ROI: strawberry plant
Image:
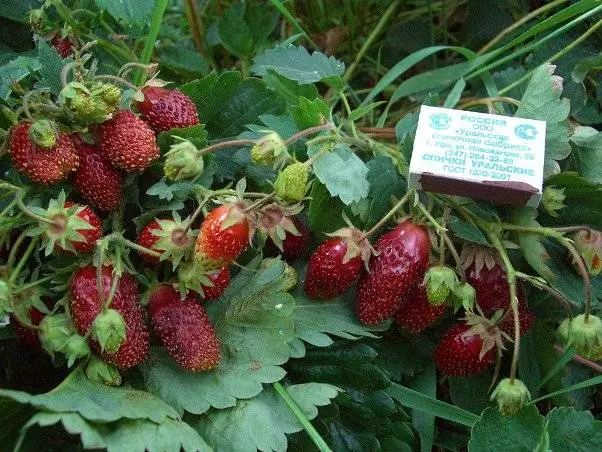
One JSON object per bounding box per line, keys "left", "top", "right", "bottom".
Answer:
{"left": 1, "top": 1, "right": 602, "bottom": 451}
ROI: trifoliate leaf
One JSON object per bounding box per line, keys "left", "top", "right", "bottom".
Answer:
{"left": 0, "top": 368, "right": 179, "bottom": 423}
{"left": 140, "top": 259, "right": 296, "bottom": 415}
{"left": 515, "top": 64, "right": 571, "bottom": 178}
{"left": 35, "top": 39, "right": 63, "bottom": 97}
{"left": 309, "top": 143, "right": 370, "bottom": 205}
{"left": 290, "top": 97, "right": 330, "bottom": 129}
{"left": 195, "top": 383, "right": 340, "bottom": 452}
{"left": 252, "top": 45, "right": 345, "bottom": 88}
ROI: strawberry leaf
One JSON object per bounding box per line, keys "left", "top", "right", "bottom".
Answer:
{"left": 194, "top": 383, "right": 340, "bottom": 452}
{"left": 94, "top": 0, "right": 155, "bottom": 29}
{"left": 252, "top": 45, "right": 345, "bottom": 88}
{"left": 515, "top": 64, "right": 571, "bottom": 178}
{"left": 0, "top": 368, "right": 179, "bottom": 423}
{"left": 511, "top": 207, "right": 555, "bottom": 281}
{"left": 309, "top": 143, "right": 370, "bottom": 205}
{"left": 17, "top": 411, "right": 210, "bottom": 452}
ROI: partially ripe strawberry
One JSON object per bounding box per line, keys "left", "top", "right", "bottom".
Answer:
{"left": 356, "top": 221, "right": 430, "bottom": 325}
{"left": 51, "top": 35, "right": 73, "bottom": 58}
{"left": 148, "top": 285, "right": 220, "bottom": 371}
{"left": 95, "top": 110, "right": 159, "bottom": 172}
{"left": 466, "top": 259, "right": 522, "bottom": 317}
{"left": 396, "top": 284, "right": 446, "bottom": 334}
{"left": 72, "top": 137, "right": 123, "bottom": 211}
{"left": 9, "top": 121, "right": 79, "bottom": 185}
{"left": 136, "top": 217, "right": 194, "bottom": 267}
{"left": 304, "top": 238, "right": 363, "bottom": 300}
{"left": 70, "top": 265, "right": 149, "bottom": 369}
{"left": 195, "top": 205, "right": 250, "bottom": 270}
{"left": 201, "top": 267, "right": 231, "bottom": 301}
{"left": 434, "top": 323, "right": 496, "bottom": 376}
{"left": 137, "top": 86, "right": 199, "bottom": 132}
{"left": 281, "top": 218, "right": 311, "bottom": 261}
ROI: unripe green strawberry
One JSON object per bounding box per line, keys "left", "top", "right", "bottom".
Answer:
{"left": 92, "top": 308, "right": 126, "bottom": 353}
{"left": 60, "top": 81, "right": 122, "bottom": 125}
{"left": 423, "top": 265, "right": 459, "bottom": 305}
{"left": 39, "top": 314, "right": 91, "bottom": 366}
{"left": 491, "top": 378, "right": 531, "bottom": 416}
{"left": 571, "top": 229, "right": 602, "bottom": 277}
{"left": 251, "top": 131, "right": 287, "bottom": 166}
{"left": 450, "top": 282, "right": 476, "bottom": 311}
{"left": 274, "top": 162, "right": 309, "bottom": 202}
{"left": 558, "top": 314, "right": 602, "bottom": 360}
{"left": 164, "top": 138, "right": 204, "bottom": 181}
{"left": 541, "top": 186, "right": 566, "bottom": 217}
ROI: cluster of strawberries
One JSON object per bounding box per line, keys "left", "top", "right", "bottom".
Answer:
{"left": 297, "top": 221, "right": 535, "bottom": 376}
{"left": 4, "top": 46, "right": 233, "bottom": 373}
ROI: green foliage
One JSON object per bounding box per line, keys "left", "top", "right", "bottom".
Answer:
{"left": 515, "top": 64, "right": 571, "bottom": 177}
{"left": 308, "top": 143, "right": 370, "bottom": 205}
{"left": 94, "top": 0, "right": 156, "bottom": 29}
{"left": 252, "top": 45, "right": 345, "bottom": 88}
{"left": 195, "top": 383, "right": 339, "bottom": 452}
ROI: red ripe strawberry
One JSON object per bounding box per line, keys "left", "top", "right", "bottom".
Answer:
{"left": 396, "top": 284, "right": 446, "bottom": 334}
{"left": 11, "top": 297, "right": 54, "bottom": 349}
{"left": 195, "top": 205, "right": 250, "bottom": 269}
{"left": 148, "top": 285, "right": 220, "bottom": 371}
{"left": 136, "top": 220, "right": 163, "bottom": 264}
{"left": 9, "top": 121, "right": 79, "bottom": 185}
{"left": 72, "top": 137, "right": 123, "bottom": 211}
{"left": 434, "top": 323, "right": 496, "bottom": 376}
{"left": 304, "top": 238, "right": 363, "bottom": 300}
{"left": 51, "top": 35, "right": 73, "bottom": 58}
{"left": 499, "top": 304, "right": 535, "bottom": 336}
{"left": 136, "top": 86, "right": 199, "bottom": 132}
{"left": 356, "top": 221, "right": 430, "bottom": 325}
{"left": 201, "top": 267, "right": 231, "bottom": 301}
{"left": 466, "top": 261, "right": 511, "bottom": 316}
{"left": 95, "top": 110, "right": 159, "bottom": 172}
{"left": 281, "top": 218, "right": 311, "bottom": 261}
{"left": 70, "top": 265, "right": 149, "bottom": 369}
{"left": 57, "top": 201, "right": 102, "bottom": 253}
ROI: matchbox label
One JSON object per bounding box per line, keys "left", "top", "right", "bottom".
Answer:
{"left": 409, "top": 105, "right": 546, "bottom": 206}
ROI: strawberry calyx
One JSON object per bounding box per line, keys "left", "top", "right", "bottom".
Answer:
{"left": 39, "top": 313, "right": 91, "bottom": 366}
{"left": 178, "top": 261, "right": 222, "bottom": 298}
{"left": 325, "top": 226, "right": 374, "bottom": 270}
{"left": 459, "top": 243, "right": 501, "bottom": 275}
{"left": 250, "top": 130, "right": 289, "bottom": 168}
{"left": 149, "top": 214, "right": 196, "bottom": 268}
{"left": 256, "top": 203, "right": 304, "bottom": 252}
{"left": 28, "top": 119, "right": 57, "bottom": 148}
{"left": 85, "top": 355, "right": 122, "bottom": 386}
{"left": 27, "top": 193, "right": 98, "bottom": 255}
{"left": 558, "top": 314, "right": 602, "bottom": 360}
{"left": 461, "top": 311, "right": 509, "bottom": 361}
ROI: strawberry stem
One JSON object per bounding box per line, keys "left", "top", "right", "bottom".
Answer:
{"left": 8, "top": 237, "right": 39, "bottom": 284}
{"left": 283, "top": 123, "right": 336, "bottom": 145}
{"left": 438, "top": 206, "right": 450, "bottom": 266}
{"left": 272, "top": 381, "right": 332, "bottom": 452}
{"left": 244, "top": 192, "right": 275, "bottom": 213}
{"left": 339, "top": 91, "right": 358, "bottom": 138}
{"left": 515, "top": 271, "right": 573, "bottom": 318}
{"left": 6, "top": 230, "right": 29, "bottom": 276}
{"left": 500, "top": 222, "right": 593, "bottom": 321}
{"left": 134, "top": 0, "right": 168, "bottom": 86}
{"left": 13, "top": 190, "right": 54, "bottom": 226}
{"left": 197, "top": 139, "right": 257, "bottom": 157}
{"left": 489, "top": 233, "right": 520, "bottom": 383}
{"left": 365, "top": 189, "right": 413, "bottom": 238}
